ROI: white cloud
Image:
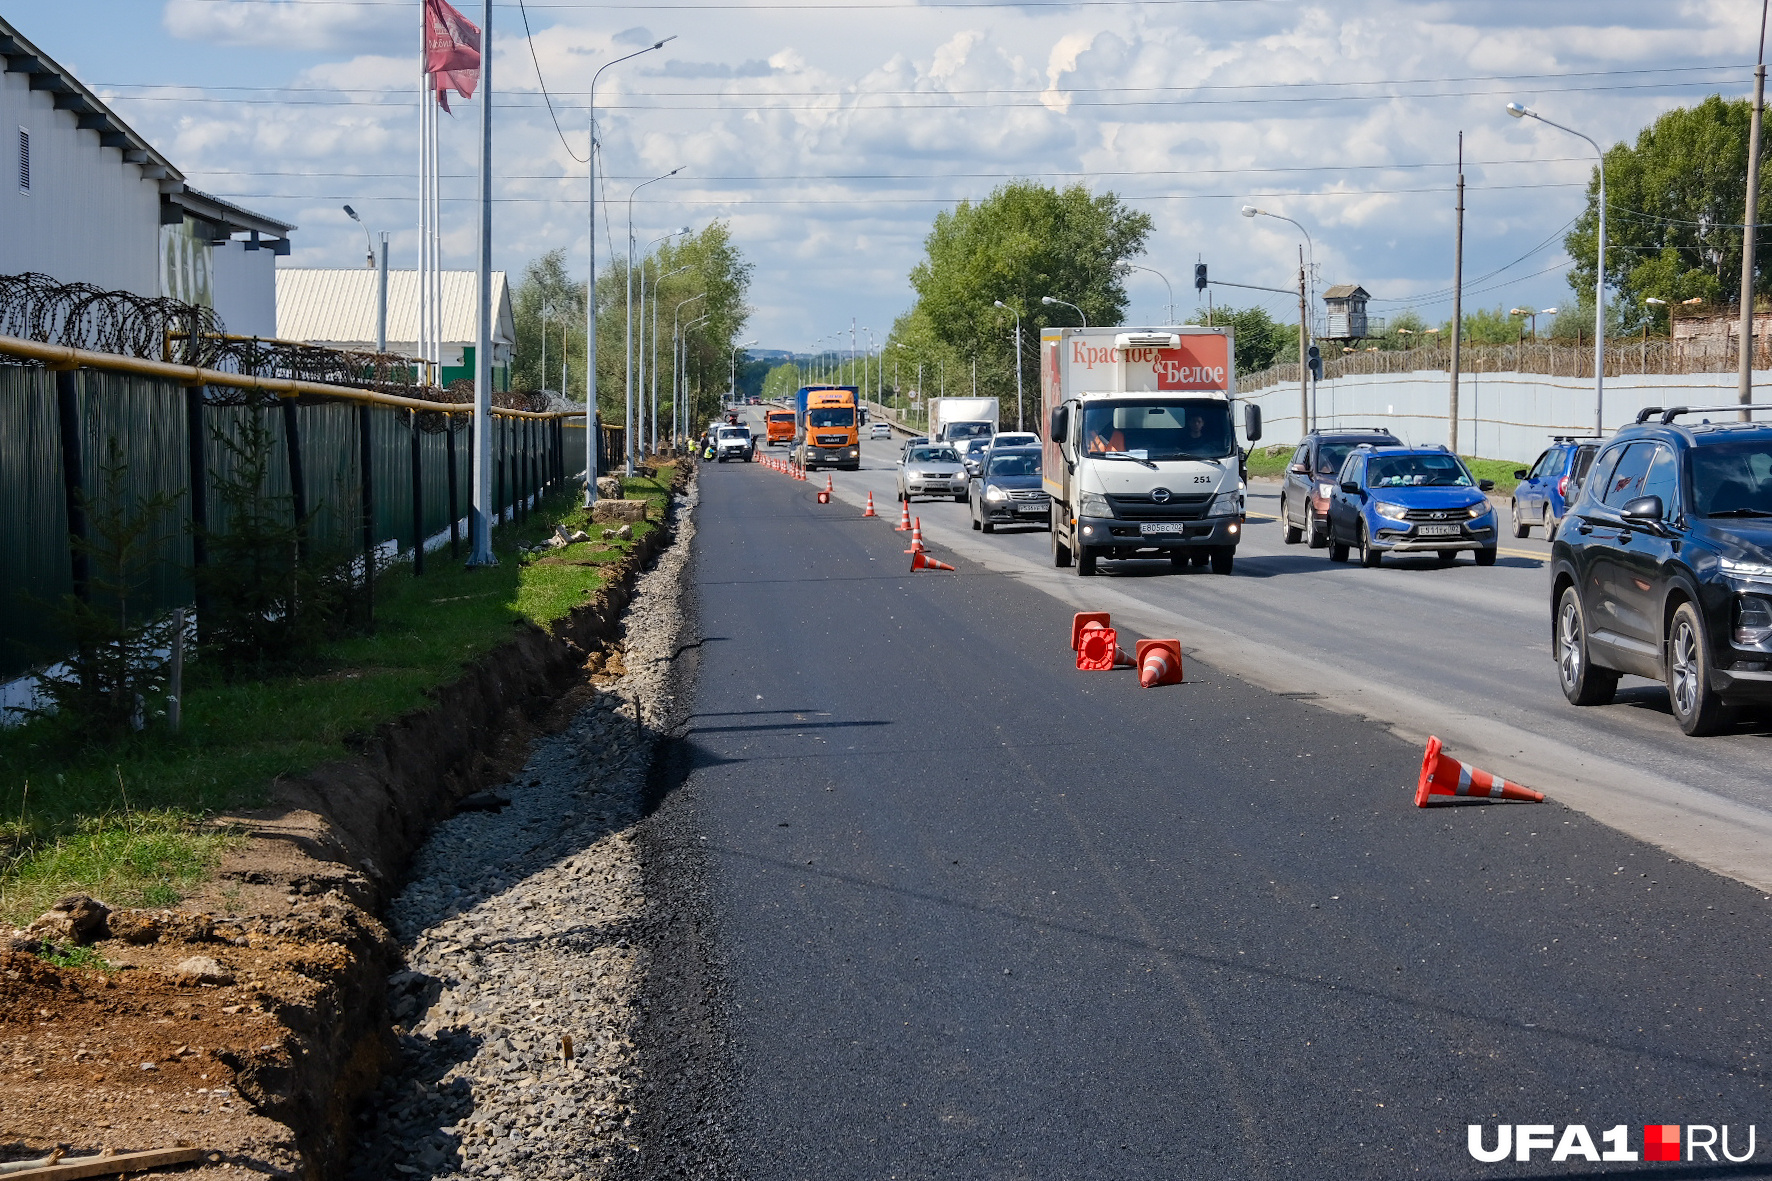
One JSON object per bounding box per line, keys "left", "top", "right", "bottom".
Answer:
{"left": 162, "top": 0, "right": 404, "bottom": 52}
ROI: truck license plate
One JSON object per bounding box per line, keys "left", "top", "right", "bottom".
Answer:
{"left": 1139, "top": 522, "right": 1183, "bottom": 535}
{"left": 1417, "top": 523, "right": 1461, "bottom": 537}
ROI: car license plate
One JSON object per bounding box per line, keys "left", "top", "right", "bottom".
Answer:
{"left": 1139, "top": 522, "right": 1183, "bottom": 535}
{"left": 1018, "top": 504, "right": 1046, "bottom": 514}
{"left": 1417, "top": 523, "right": 1461, "bottom": 536}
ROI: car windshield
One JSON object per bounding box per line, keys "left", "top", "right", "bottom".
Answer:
{"left": 809, "top": 407, "right": 854, "bottom": 427}
{"left": 1366, "top": 453, "right": 1473, "bottom": 487}
{"left": 988, "top": 452, "right": 1040, "bottom": 477}
{"left": 1318, "top": 439, "right": 1392, "bottom": 475}
{"left": 1081, "top": 400, "right": 1233, "bottom": 461}
{"left": 947, "top": 422, "right": 992, "bottom": 440}
{"left": 908, "top": 447, "right": 958, "bottom": 464}
{"left": 1691, "top": 439, "right": 1772, "bottom": 517}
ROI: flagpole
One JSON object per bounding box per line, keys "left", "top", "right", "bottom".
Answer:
{"left": 467, "top": 0, "right": 495, "bottom": 566}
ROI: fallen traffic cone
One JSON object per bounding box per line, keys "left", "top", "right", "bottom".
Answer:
{"left": 863, "top": 492, "right": 877, "bottom": 517}
{"left": 817, "top": 487, "right": 831, "bottom": 504}
{"left": 1070, "top": 611, "right": 1112, "bottom": 651}
{"left": 1135, "top": 639, "right": 1184, "bottom": 687}
{"left": 1076, "top": 622, "right": 1133, "bottom": 671}
{"left": 894, "top": 499, "right": 912, "bottom": 531}
{"left": 903, "top": 517, "right": 926, "bottom": 553}
{"left": 911, "top": 550, "right": 955, "bottom": 572}
{"left": 1414, "top": 736, "right": 1543, "bottom": 807}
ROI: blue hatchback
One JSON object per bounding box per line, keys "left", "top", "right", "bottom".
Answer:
{"left": 1325, "top": 445, "right": 1499, "bottom": 566}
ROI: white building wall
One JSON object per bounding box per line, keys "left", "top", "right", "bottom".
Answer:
{"left": 210, "top": 239, "right": 278, "bottom": 337}
{"left": 1239, "top": 368, "right": 1772, "bottom": 461}
{"left": 0, "top": 70, "right": 161, "bottom": 295}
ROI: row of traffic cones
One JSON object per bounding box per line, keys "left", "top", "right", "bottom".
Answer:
{"left": 1070, "top": 612, "right": 1181, "bottom": 687}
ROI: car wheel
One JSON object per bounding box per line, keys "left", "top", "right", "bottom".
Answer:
{"left": 982, "top": 519, "right": 995, "bottom": 534}
{"left": 1051, "top": 510, "right": 1072, "bottom": 568}
{"left": 1667, "top": 601, "right": 1730, "bottom": 736}
{"left": 1360, "top": 523, "right": 1383, "bottom": 567}
{"left": 1210, "top": 547, "right": 1235, "bottom": 575}
{"left": 1329, "top": 537, "right": 1349, "bottom": 563}
{"left": 1190, "top": 552, "right": 1209, "bottom": 568}
{"left": 1170, "top": 554, "right": 1190, "bottom": 570}
{"left": 1281, "top": 498, "right": 1303, "bottom": 544}
{"left": 1545, "top": 516, "right": 1559, "bottom": 543}
{"left": 1511, "top": 500, "right": 1530, "bottom": 538}
{"left": 1436, "top": 549, "right": 1458, "bottom": 563}
{"left": 1474, "top": 546, "right": 1498, "bottom": 566}
{"left": 1556, "top": 585, "right": 1619, "bottom": 706}
{"left": 1077, "top": 545, "right": 1097, "bottom": 576}
{"left": 954, "top": 492, "right": 967, "bottom": 503}
{"left": 1307, "top": 512, "right": 1328, "bottom": 549}
{"left": 970, "top": 502, "right": 981, "bottom": 530}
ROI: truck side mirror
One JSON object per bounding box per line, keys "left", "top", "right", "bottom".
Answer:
{"left": 1049, "top": 406, "right": 1068, "bottom": 444}
{"left": 1243, "top": 404, "right": 1262, "bottom": 442}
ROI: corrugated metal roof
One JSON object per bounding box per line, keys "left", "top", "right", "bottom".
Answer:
{"left": 275, "top": 268, "right": 512, "bottom": 349}
{"left": 1322, "top": 284, "right": 1369, "bottom": 301}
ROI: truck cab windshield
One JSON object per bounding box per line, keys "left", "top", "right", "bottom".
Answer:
{"left": 1081, "top": 400, "right": 1232, "bottom": 462}
{"left": 946, "top": 422, "right": 992, "bottom": 441}
{"left": 809, "top": 407, "right": 854, "bottom": 427}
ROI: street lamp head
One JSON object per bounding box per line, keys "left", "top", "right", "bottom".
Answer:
{"left": 343, "top": 204, "right": 361, "bottom": 222}
{"left": 1541, "top": 307, "right": 1560, "bottom": 314}
{"left": 652, "top": 35, "right": 677, "bottom": 49}
{"left": 994, "top": 300, "right": 1007, "bottom": 309}
{"left": 1041, "top": 296, "right": 1056, "bottom": 306}
{"left": 1509, "top": 308, "right": 1529, "bottom": 316}
{"left": 1644, "top": 297, "right": 1667, "bottom": 306}
{"left": 1240, "top": 205, "right": 1259, "bottom": 218}
{"left": 1506, "top": 102, "right": 1532, "bottom": 119}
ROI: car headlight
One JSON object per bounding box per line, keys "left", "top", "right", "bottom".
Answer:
{"left": 1721, "top": 557, "right": 1772, "bottom": 578}
{"left": 1467, "top": 501, "right": 1492, "bottom": 518}
{"left": 1736, "top": 595, "right": 1772, "bottom": 645}
{"left": 984, "top": 484, "right": 1008, "bottom": 503}
{"left": 1208, "top": 491, "right": 1244, "bottom": 517}
{"left": 1316, "top": 482, "right": 1336, "bottom": 499}
{"left": 1372, "top": 500, "right": 1408, "bottom": 521}
{"left": 1080, "top": 491, "right": 1112, "bottom": 517}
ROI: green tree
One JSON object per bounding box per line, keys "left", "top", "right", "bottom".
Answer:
{"left": 511, "top": 249, "right": 586, "bottom": 400}
{"left": 896, "top": 181, "right": 1154, "bottom": 419}
{"left": 1565, "top": 94, "right": 1772, "bottom": 334}
{"left": 1445, "top": 305, "right": 1525, "bottom": 345}
{"left": 1186, "top": 305, "right": 1286, "bottom": 374}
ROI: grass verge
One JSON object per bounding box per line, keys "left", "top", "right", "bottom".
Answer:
{"left": 0, "top": 468, "right": 675, "bottom": 926}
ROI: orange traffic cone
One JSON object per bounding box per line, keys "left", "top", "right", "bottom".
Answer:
{"left": 911, "top": 550, "right": 955, "bottom": 572}
{"left": 863, "top": 492, "right": 877, "bottom": 517}
{"left": 1076, "top": 622, "right": 1133, "bottom": 671}
{"left": 1415, "top": 737, "right": 1543, "bottom": 806}
{"left": 903, "top": 518, "right": 926, "bottom": 553}
{"left": 1070, "top": 612, "right": 1112, "bottom": 651}
{"left": 824, "top": 473, "right": 834, "bottom": 498}
{"left": 1136, "top": 639, "right": 1183, "bottom": 687}
{"left": 894, "top": 499, "right": 912, "bottom": 531}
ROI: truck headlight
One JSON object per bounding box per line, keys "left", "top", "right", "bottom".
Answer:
{"left": 1079, "top": 491, "right": 1111, "bottom": 518}
{"left": 849, "top": 449, "right": 859, "bottom": 458}
{"left": 984, "top": 484, "right": 1008, "bottom": 502}
{"left": 1372, "top": 500, "right": 1408, "bottom": 521}
{"left": 1735, "top": 595, "right": 1772, "bottom": 645}
{"left": 1208, "top": 491, "right": 1244, "bottom": 517}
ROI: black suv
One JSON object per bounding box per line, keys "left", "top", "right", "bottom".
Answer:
{"left": 1550, "top": 406, "right": 1772, "bottom": 735}
{"left": 1279, "top": 428, "right": 1401, "bottom": 548}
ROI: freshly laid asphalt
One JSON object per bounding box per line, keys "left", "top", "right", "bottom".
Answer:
{"left": 655, "top": 456, "right": 1772, "bottom": 1180}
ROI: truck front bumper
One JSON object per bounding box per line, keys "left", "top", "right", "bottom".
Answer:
{"left": 1076, "top": 514, "right": 1243, "bottom": 553}
{"left": 805, "top": 446, "right": 861, "bottom": 469}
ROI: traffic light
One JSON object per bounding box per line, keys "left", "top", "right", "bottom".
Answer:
{"left": 1306, "top": 344, "right": 1322, "bottom": 381}
{"left": 1194, "top": 263, "right": 1208, "bottom": 292}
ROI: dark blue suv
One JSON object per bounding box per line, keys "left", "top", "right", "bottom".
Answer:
{"left": 1550, "top": 406, "right": 1772, "bottom": 735}
{"left": 1325, "top": 445, "right": 1498, "bottom": 566}
{"left": 1511, "top": 436, "right": 1601, "bottom": 540}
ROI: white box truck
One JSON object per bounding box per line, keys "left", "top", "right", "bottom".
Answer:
{"left": 927, "top": 396, "right": 999, "bottom": 451}
{"left": 1041, "top": 326, "right": 1260, "bottom": 576}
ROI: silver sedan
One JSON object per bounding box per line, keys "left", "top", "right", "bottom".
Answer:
{"left": 895, "top": 444, "right": 967, "bottom": 502}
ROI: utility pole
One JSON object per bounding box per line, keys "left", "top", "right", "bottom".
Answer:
{"left": 1740, "top": 0, "right": 1769, "bottom": 416}
{"left": 1450, "top": 130, "right": 1466, "bottom": 453}
{"left": 467, "top": 0, "right": 496, "bottom": 567}
{"left": 1297, "top": 247, "right": 1309, "bottom": 434}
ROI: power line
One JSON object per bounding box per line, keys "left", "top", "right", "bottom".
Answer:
{"left": 517, "top": 0, "right": 588, "bottom": 162}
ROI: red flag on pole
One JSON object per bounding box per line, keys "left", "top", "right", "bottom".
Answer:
{"left": 424, "top": 0, "right": 480, "bottom": 113}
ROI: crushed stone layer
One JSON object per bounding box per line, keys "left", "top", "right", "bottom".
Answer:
{"left": 348, "top": 482, "right": 700, "bottom": 1181}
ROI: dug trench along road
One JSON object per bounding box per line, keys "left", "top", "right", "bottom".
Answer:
{"left": 659, "top": 411, "right": 1772, "bottom": 1179}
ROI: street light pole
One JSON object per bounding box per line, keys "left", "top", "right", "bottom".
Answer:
{"left": 1123, "top": 263, "right": 1174, "bottom": 323}
{"left": 730, "top": 339, "right": 757, "bottom": 404}
{"left": 625, "top": 167, "right": 682, "bottom": 475}
{"left": 585, "top": 35, "right": 673, "bottom": 507}
{"left": 1509, "top": 102, "right": 1607, "bottom": 436}
{"left": 669, "top": 290, "right": 704, "bottom": 451}
{"left": 994, "top": 300, "right": 1024, "bottom": 431}
{"left": 683, "top": 311, "right": 711, "bottom": 442}
{"left": 1242, "top": 205, "right": 1316, "bottom": 436}
{"left": 1738, "top": 0, "right": 1769, "bottom": 415}
{"left": 1040, "top": 295, "right": 1087, "bottom": 327}
{"left": 466, "top": 0, "right": 497, "bottom": 567}
{"left": 652, "top": 262, "right": 690, "bottom": 454}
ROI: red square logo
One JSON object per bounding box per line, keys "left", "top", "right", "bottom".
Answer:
{"left": 1644, "top": 1124, "right": 1681, "bottom": 1162}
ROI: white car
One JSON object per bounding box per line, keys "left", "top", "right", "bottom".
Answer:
{"left": 869, "top": 423, "right": 892, "bottom": 439}
{"left": 896, "top": 444, "right": 966, "bottom": 502}
{"left": 714, "top": 426, "right": 754, "bottom": 462}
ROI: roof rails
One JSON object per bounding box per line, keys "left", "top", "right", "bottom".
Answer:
{"left": 1321, "top": 426, "right": 1397, "bottom": 434}
{"left": 1652, "top": 404, "right": 1772, "bottom": 424}
{"left": 1550, "top": 434, "right": 1603, "bottom": 443}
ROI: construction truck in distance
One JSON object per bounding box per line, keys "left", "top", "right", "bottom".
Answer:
{"left": 793, "top": 385, "right": 861, "bottom": 471}
{"left": 764, "top": 407, "right": 796, "bottom": 447}
{"left": 1041, "top": 326, "right": 1260, "bottom": 577}
{"left": 928, "top": 396, "right": 998, "bottom": 451}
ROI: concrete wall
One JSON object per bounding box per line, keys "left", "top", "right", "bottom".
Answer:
{"left": 1238, "top": 367, "right": 1772, "bottom": 462}
{"left": 0, "top": 70, "right": 161, "bottom": 295}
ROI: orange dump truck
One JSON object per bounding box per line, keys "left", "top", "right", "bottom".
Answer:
{"left": 765, "top": 407, "right": 796, "bottom": 446}
{"left": 794, "top": 385, "right": 861, "bottom": 471}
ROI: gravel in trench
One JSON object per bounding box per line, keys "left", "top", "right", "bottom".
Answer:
{"left": 348, "top": 482, "right": 703, "bottom": 1181}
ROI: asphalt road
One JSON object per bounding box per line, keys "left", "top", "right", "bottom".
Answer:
{"left": 662, "top": 453, "right": 1772, "bottom": 1179}
{"left": 746, "top": 416, "right": 1772, "bottom": 894}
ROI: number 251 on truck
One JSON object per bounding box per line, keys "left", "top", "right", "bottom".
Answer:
{"left": 1042, "top": 326, "right": 1261, "bottom": 576}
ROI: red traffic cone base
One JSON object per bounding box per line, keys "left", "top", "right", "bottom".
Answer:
{"left": 817, "top": 490, "right": 830, "bottom": 504}
{"left": 1135, "top": 639, "right": 1183, "bottom": 687}
{"left": 1076, "top": 623, "right": 1131, "bottom": 671}
{"left": 911, "top": 550, "right": 955, "bottom": 572}
{"left": 1415, "top": 736, "right": 1543, "bottom": 806}
{"left": 1071, "top": 612, "right": 1112, "bottom": 651}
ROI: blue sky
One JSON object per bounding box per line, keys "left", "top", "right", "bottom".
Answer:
{"left": 5, "top": 1, "right": 1764, "bottom": 348}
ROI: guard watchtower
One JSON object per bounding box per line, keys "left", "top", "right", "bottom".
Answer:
{"left": 1322, "top": 284, "right": 1371, "bottom": 341}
